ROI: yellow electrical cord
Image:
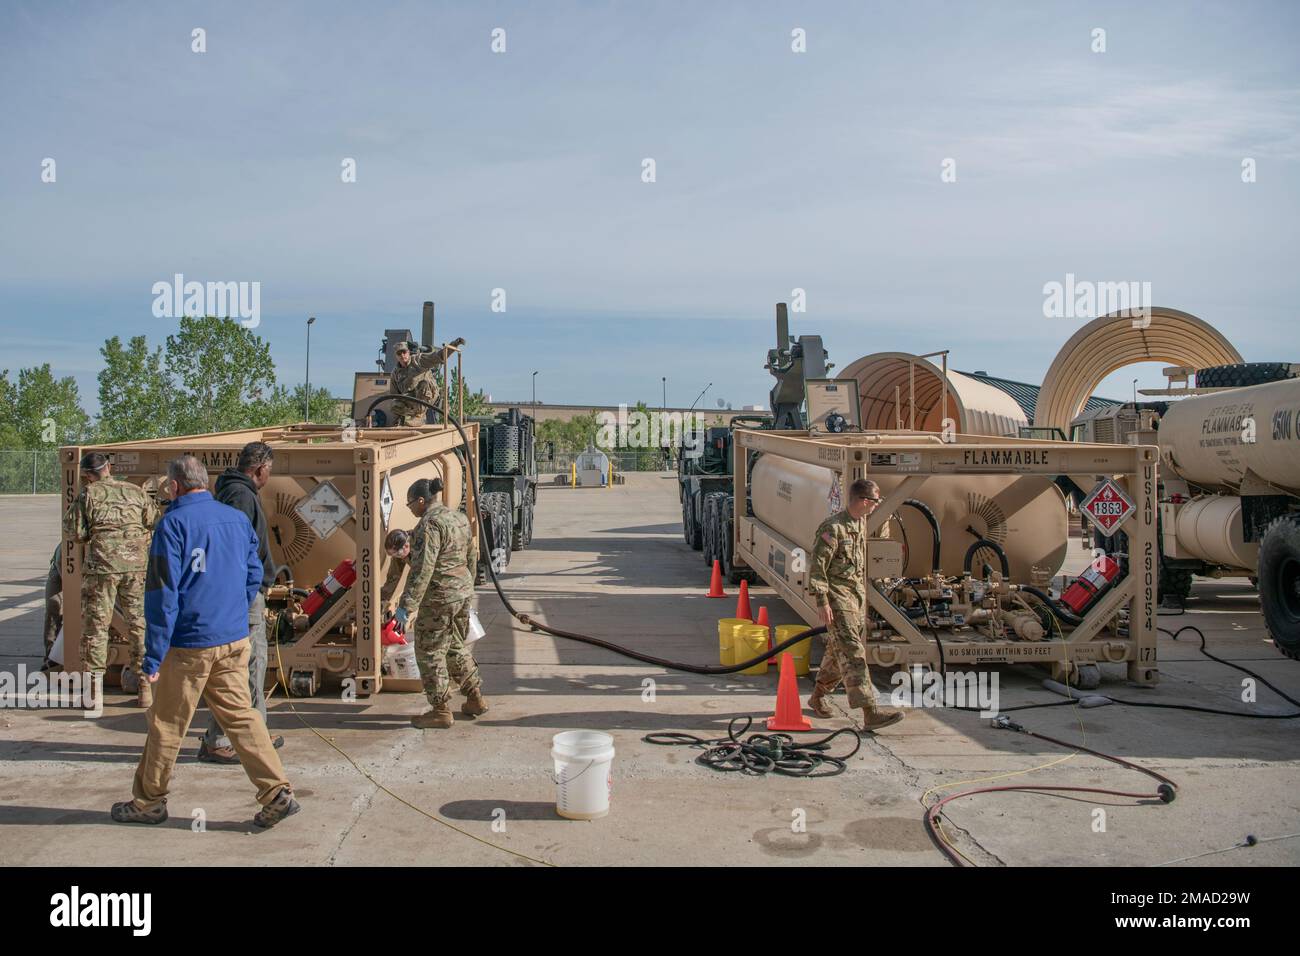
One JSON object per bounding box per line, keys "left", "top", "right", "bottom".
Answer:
{"left": 269, "top": 614, "right": 554, "bottom": 867}
{"left": 918, "top": 668, "right": 1087, "bottom": 864}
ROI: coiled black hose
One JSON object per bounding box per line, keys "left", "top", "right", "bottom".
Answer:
{"left": 901, "top": 499, "right": 941, "bottom": 571}
{"left": 962, "top": 538, "right": 1009, "bottom": 577}
{"left": 1018, "top": 584, "right": 1084, "bottom": 626}
{"left": 357, "top": 395, "right": 826, "bottom": 674}
{"left": 644, "top": 716, "right": 862, "bottom": 777}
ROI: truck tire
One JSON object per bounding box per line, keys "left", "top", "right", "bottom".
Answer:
{"left": 511, "top": 485, "right": 534, "bottom": 551}
{"left": 703, "top": 494, "right": 720, "bottom": 566}
{"left": 1257, "top": 515, "right": 1300, "bottom": 660}
{"left": 479, "top": 491, "right": 512, "bottom": 576}
{"left": 523, "top": 486, "right": 535, "bottom": 547}
{"left": 683, "top": 491, "right": 703, "bottom": 550}
{"left": 1158, "top": 564, "right": 1193, "bottom": 605}
{"left": 1195, "top": 363, "right": 1297, "bottom": 389}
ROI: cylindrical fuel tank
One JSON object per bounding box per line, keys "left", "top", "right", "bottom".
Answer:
{"left": 1174, "top": 495, "right": 1257, "bottom": 569}
{"left": 837, "top": 353, "right": 1030, "bottom": 437}
{"left": 262, "top": 450, "right": 464, "bottom": 587}
{"left": 1159, "top": 377, "right": 1300, "bottom": 495}
{"left": 750, "top": 455, "right": 1068, "bottom": 580}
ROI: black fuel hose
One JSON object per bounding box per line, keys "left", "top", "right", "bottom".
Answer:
{"left": 902, "top": 499, "right": 941, "bottom": 572}
{"left": 358, "top": 395, "right": 826, "bottom": 674}
{"left": 962, "top": 538, "right": 1009, "bottom": 577}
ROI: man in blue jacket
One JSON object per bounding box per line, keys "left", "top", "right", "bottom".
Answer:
{"left": 111, "top": 455, "right": 300, "bottom": 829}
{"left": 200, "top": 440, "right": 284, "bottom": 763}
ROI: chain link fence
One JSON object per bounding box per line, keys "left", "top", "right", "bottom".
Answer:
{"left": 0, "top": 450, "right": 61, "bottom": 494}
{"left": 537, "top": 449, "right": 675, "bottom": 475}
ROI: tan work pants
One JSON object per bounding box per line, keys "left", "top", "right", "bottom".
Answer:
{"left": 131, "top": 638, "right": 290, "bottom": 809}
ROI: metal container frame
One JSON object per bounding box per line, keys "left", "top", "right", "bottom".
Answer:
{"left": 59, "top": 421, "right": 479, "bottom": 697}
{"left": 732, "top": 428, "right": 1159, "bottom": 685}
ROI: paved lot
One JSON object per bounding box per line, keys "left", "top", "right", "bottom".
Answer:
{"left": 1, "top": 477, "right": 1297, "bottom": 866}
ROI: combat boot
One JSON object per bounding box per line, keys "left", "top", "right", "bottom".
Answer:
{"left": 807, "top": 689, "right": 833, "bottom": 719}
{"left": 861, "top": 705, "right": 905, "bottom": 733}
{"left": 461, "top": 688, "right": 489, "bottom": 717}
{"left": 412, "top": 704, "right": 454, "bottom": 729}
{"left": 136, "top": 679, "right": 153, "bottom": 709}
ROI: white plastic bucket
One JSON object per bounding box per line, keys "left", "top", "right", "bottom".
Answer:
{"left": 383, "top": 643, "right": 420, "bottom": 680}
{"left": 551, "top": 731, "right": 615, "bottom": 820}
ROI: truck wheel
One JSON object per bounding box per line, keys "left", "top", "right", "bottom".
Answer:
{"left": 1257, "top": 516, "right": 1300, "bottom": 661}
{"left": 721, "top": 498, "right": 742, "bottom": 584}
{"left": 523, "top": 487, "right": 535, "bottom": 547}
{"left": 511, "top": 487, "right": 532, "bottom": 552}
{"left": 479, "top": 491, "right": 512, "bottom": 574}
{"left": 1195, "top": 363, "right": 1298, "bottom": 389}
{"left": 1158, "top": 564, "right": 1193, "bottom": 605}
{"left": 707, "top": 496, "right": 717, "bottom": 564}
{"left": 684, "top": 492, "right": 703, "bottom": 550}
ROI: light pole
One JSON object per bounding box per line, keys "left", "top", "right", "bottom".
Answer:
{"left": 661, "top": 376, "right": 668, "bottom": 469}
{"left": 304, "top": 316, "right": 316, "bottom": 422}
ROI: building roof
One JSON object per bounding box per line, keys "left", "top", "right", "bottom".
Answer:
{"left": 958, "top": 370, "right": 1120, "bottom": 421}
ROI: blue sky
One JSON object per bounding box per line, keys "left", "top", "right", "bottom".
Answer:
{"left": 1, "top": 1, "right": 1297, "bottom": 414}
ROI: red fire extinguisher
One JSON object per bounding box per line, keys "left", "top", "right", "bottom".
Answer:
{"left": 1061, "top": 555, "right": 1121, "bottom": 614}
{"left": 302, "top": 559, "right": 356, "bottom": 624}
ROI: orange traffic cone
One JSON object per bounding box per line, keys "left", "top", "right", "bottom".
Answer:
{"left": 755, "top": 606, "right": 770, "bottom": 646}
{"left": 766, "top": 652, "right": 813, "bottom": 731}
{"left": 706, "top": 559, "right": 726, "bottom": 598}
{"left": 735, "top": 580, "right": 752, "bottom": 621}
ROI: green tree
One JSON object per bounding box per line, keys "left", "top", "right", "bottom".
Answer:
{"left": 97, "top": 335, "right": 173, "bottom": 442}
{"left": 446, "top": 366, "right": 491, "bottom": 419}
{"left": 537, "top": 412, "right": 599, "bottom": 455}
{"left": 165, "top": 316, "right": 277, "bottom": 434}
{"left": 0, "top": 365, "right": 92, "bottom": 448}
{"left": 258, "top": 383, "right": 341, "bottom": 425}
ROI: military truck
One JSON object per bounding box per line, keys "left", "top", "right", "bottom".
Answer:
{"left": 679, "top": 303, "right": 827, "bottom": 583}
{"left": 1068, "top": 363, "right": 1300, "bottom": 659}
{"left": 470, "top": 407, "right": 538, "bottom": 582}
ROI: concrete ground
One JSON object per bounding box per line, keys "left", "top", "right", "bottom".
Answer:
{"left": 1, "top": 475, "right": 1297, "bottom": 867}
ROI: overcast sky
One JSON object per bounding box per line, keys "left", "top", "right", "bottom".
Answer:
{"left": 2, "top": 1, "right": 1297, "bottom": 414}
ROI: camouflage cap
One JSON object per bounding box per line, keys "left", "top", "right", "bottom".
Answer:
{"left": 80, "top": 452, "right": 109, "bottom": 473}
{"left": 394, "top": 340, "right": 415, "bottom": 353}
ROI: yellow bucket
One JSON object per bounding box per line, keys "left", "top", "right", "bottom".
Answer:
{"left": 774, "top": 624, "right": 814, "bottom": 676}
{"left": 717, "top": 618, "right": 750, "bottom": 666}
{"left": 735, "top": 623, "right": 771, "bottom": 676}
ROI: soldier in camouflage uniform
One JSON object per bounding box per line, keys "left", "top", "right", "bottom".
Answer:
{"left": 42, "top": 544, "right": 63, "bottom": 670}
{"left": 380, "top": 528, "right": 412, "bottom": 614}
{"left": 395, "top": 477, "right": 486, "bottom": 728}
{"left": 63, "top": 452, "right": 161, "bottom": 707}
{"left": 386, "top": 338, "right": 464, "bottom": 427}
{"left": 807, "top": 477, "right": 904, "bottom": 733}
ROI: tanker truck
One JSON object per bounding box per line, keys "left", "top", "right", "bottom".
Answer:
{"left": 1155, "top": 375, "right": 1300, "bottom": 660}
{"left": 1066, "top": 370, "right": 1300, "bottom": 660}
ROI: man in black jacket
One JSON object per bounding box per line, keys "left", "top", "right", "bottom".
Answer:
{"left": 199, "top": 441, "right": 284, "bottom": 762}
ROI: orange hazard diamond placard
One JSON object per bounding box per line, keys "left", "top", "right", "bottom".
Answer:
{"left": 1080, "top": 478, "right": 1135, "bottom": 536}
